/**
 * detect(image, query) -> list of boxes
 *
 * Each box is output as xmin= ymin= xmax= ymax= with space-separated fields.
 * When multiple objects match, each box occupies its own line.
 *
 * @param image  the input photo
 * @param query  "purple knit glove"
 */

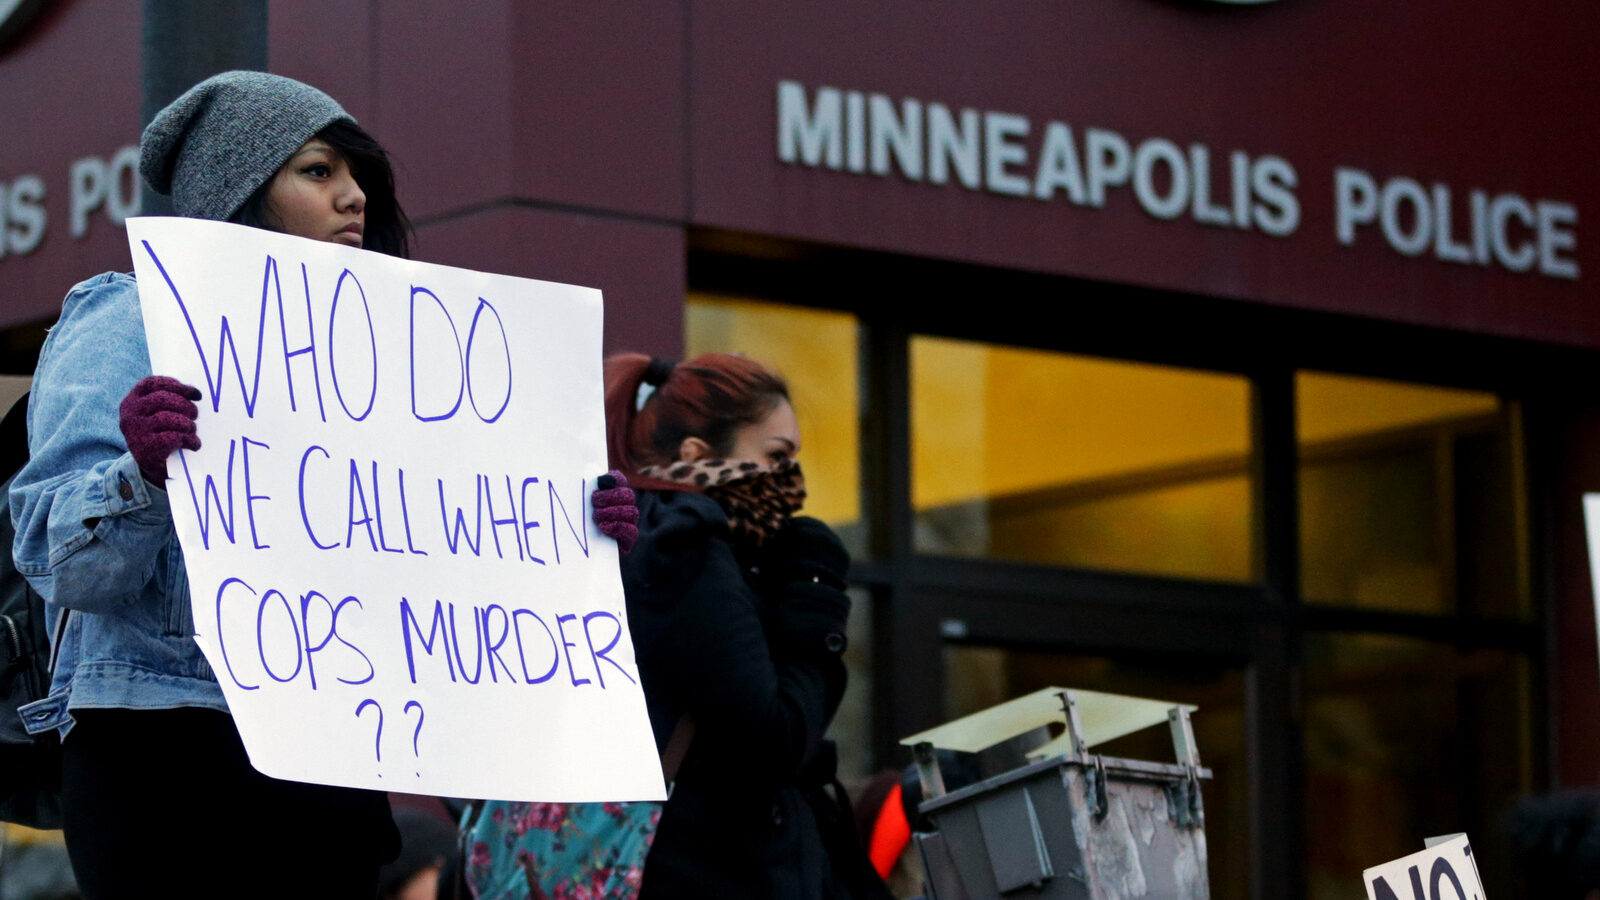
xmin=591 ymin=470 xmax=639 ymax=553
xmin=119 ymin=376 xmax=202 ymax=484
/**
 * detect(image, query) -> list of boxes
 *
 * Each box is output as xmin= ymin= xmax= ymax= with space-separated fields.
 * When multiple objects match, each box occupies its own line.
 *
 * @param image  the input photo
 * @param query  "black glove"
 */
xmin=759 ymin=517 xmax=851 ymax=658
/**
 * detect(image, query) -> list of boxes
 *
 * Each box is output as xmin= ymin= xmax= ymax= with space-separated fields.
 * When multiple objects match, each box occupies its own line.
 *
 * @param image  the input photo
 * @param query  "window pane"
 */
xmin=1296 ymin=372 xmax=1524 ymax=617
xmin=912 ymin=338 xmax=1255 ymax=581
xmin=826 ymin=586 xmax=874 ymax=782
xmin=944 ymin=645 xmax=1250 ymax=900
xmin=1303 ymin=633 xmax=1533 ymax=900
xmin=686 ymin=294 xmax=865 ymax=557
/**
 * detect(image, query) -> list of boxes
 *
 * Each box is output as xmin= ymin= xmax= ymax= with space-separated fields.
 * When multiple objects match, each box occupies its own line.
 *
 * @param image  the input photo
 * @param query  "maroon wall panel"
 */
xmin=0 ymin=0 xmax=141 ymax=330
xmin=508 ymin=4 xmax=686 ymax=219
xmin=688 ymin=0 xmax=1600 ymax=346
xmin=415 ymin=208 xmax=684 ymax=359
xmin=6 ymin=1 xmax=1600 ymax=349
xmin=268 ymin=1 xmax=377 ymax=125
xmin=372 ymin=1 xmax=517 ymax=220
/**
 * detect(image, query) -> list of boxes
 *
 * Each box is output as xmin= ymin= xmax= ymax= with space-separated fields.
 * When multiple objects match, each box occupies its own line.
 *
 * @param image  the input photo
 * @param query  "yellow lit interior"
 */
xmin=911 ymin=338 xmax=1252 ymax=508
xmin=685 ymin=295 xmax=861 ymax=527
xmin=681 ymin=300 xmax=1506 ymax=590
xmin=909 ymin=343 xmax=1502 ymax=505
xmin=909 ymin=337 xmax=1255 ymax=580
xmin=1295 ymin=371 xmax=1508 ymax=615
xmin=1295 ymin=372 xmax=1499 ymax=444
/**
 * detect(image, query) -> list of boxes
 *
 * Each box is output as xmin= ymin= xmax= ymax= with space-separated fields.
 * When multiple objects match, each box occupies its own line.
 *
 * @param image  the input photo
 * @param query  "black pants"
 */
xmin=60 ymin=707 xmax=399 ymax=900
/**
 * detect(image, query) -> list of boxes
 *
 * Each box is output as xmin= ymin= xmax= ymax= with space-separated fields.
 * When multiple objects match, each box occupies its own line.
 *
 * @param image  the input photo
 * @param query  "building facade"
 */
xmin=3 ymin=2 xmax=1599 ymax=898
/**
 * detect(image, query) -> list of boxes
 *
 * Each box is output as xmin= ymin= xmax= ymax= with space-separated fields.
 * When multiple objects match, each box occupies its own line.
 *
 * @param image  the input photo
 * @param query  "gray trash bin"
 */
xmin=903 ymin=687 xmax=1212 ymax=900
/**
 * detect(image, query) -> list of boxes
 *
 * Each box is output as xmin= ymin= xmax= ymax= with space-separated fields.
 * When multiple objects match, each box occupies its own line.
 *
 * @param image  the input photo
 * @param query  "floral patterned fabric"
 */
xmin=464 ymin=800 xmax=662 ymax=900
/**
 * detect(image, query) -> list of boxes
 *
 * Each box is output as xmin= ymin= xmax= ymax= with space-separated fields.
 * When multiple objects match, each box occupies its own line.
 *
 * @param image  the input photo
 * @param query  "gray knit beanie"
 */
xmin=140 ymin=70 xmax=355 ymax=221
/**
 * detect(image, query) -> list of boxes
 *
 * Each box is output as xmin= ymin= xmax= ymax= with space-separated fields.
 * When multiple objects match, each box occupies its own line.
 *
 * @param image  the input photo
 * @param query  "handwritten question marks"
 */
xmin=355 ymin=698 xmax=426 ymax=776
xmin=404 ymin=700 xmax=425 ymax=776
xmin=355 ymin=698 xmax=382 ymax=766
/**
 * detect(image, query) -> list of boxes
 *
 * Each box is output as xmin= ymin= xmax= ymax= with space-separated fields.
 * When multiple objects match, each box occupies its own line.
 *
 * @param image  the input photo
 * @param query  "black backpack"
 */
xmin=0 ymin=392 xmax=64 ymax=830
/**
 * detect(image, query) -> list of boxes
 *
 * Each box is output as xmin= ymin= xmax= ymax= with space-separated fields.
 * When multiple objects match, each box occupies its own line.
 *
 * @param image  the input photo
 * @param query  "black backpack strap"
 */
xmin=0 ymin=392 xmax=28 ymax=483
xmin=0 ymin=391 xmax=68 ymax=682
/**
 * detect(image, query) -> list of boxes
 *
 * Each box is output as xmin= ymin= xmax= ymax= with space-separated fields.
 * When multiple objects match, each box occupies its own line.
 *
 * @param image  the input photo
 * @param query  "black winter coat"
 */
xmin=623 ymin=490 xmax=879 ymax=900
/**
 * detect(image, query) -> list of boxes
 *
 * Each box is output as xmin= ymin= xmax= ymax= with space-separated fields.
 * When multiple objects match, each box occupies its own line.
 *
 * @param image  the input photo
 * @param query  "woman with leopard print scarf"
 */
xmin=602 ymin=352 xmax=891 ymax=900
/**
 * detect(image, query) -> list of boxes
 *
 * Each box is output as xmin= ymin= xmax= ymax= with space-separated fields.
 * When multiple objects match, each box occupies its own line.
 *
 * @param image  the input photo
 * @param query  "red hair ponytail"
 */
xmin=603 ymin=352 xmax=789 ymax=482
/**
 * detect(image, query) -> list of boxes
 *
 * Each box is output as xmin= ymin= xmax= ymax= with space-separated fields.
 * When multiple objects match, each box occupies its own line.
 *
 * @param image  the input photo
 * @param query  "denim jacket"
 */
xmin=10 ymin=272 xmax=226 ymax=738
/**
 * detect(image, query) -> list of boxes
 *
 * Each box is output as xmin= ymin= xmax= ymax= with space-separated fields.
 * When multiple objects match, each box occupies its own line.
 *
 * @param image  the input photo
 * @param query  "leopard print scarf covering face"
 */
xmin=637 ymin=457 xmax=807 ymax=547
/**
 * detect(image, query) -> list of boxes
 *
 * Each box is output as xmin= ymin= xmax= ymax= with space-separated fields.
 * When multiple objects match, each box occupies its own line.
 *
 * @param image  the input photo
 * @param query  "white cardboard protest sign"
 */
xmin=1583 ymin=494 xmax=1600 ymax=687
xmin=127 ymin=217 xmax=664 ymax=802
xmin=1363 ymin=833 xmax=1484 ymax=900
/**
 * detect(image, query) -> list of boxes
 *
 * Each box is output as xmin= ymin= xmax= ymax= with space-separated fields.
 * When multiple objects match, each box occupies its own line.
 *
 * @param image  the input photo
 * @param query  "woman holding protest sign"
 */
xmin=592 ymin=353 xmax=890 ymax=900
xmin=9 ymin=71 xmax=637 ymax=898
